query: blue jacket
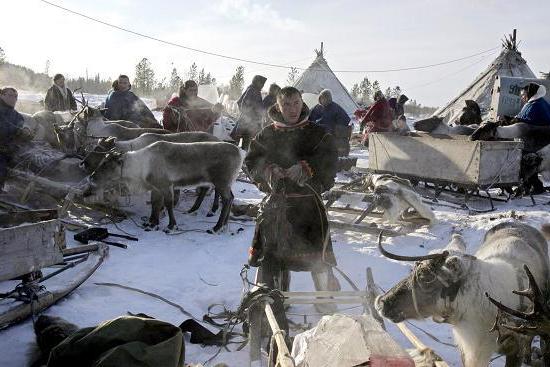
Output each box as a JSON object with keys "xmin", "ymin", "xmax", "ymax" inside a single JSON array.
[
  {"xmin": 0, "ymin": 99, "xmax": 24, "ymax": 147},
  {"xmin": 309, "ymin": 102, "xmax": 351, "ymax": 134},
  {"xmin": 104, "ymin": 90, "xmax": 156, "ymax": 125},
  {"xmin": 515, "ymin": 97, "xmax": 550, "ymax": 126}
]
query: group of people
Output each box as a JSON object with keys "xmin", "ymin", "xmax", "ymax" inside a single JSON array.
[
  {"xmin": 8, "ymin": 69, "xmax": 550, "ymax": 318},
  {"xmin": 1, "ymin": 76, "xmax": 350, "ymax": 313}
]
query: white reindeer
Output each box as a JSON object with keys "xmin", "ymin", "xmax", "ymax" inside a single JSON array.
[{"xmin": 376, "ymin": 222, "xmax": 550, "ymax": 367}]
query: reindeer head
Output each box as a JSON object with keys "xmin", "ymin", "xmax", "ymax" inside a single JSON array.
[
  {"xmin": 470, "ymin": 122, "xmax": 498, "ymax": 141},
  {"xmin": 81, "ymin": 137, "xmax": 122, "ymax": 186},
  {"xmin": 376, "ymin": 232, "xmax": 472, "ymax": 323},
  {"xmin": 78, "ymin": 105, "xmax": 100, "ymax": 122}
]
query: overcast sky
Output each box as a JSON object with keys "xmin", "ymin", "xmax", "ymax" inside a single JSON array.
[{"xmin": 2, "ymin": 0, "xmax": 550, "ymax": 106}]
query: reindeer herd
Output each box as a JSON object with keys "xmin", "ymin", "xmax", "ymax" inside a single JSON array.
[{"xmin": 21, "ymin": 103, "xmax": 243, "ymax": 233}]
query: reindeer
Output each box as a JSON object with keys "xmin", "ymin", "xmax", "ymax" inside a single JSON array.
[
  {"xmin": 470, "ymin": 122, "xmax": 550, "ymax": 153},
  {"xmin": 83, "ymin": 141, "xmax": 244, "ymax": 233},
  {"xmin": 376, "ymin": 222, "xmax": 550, "ymax": 367},
  {"xmin": 360, "ymin": 174, "xmax": 436, "ymax": 225},
  {"xmin": 54, "ymin": 106, "xmax": 168, "ymax": 153},
  {"xmin": 95, "ymin": 132, "xmax": 224, "ymax": 216}
]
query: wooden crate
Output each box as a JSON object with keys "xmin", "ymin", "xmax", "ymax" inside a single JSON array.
[
  {"xmin": 369, "ymin": 132, "xmax": 523, "ymax": 188},
  {"xmin": 0, "ymin": 220, "xmax": 64, "ymax": 281}
]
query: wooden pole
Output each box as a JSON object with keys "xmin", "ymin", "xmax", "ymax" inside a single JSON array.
[
  {"xmin": 264, "ymin": 302, "xmax": 295, "ymax": 367},
  {"xmin": 366, "ymin": 267, "xmax": 386, "ymax": 330},
  {"xmin": 395, "ymin": 322, "xmax": 449, "ymax": 367}
]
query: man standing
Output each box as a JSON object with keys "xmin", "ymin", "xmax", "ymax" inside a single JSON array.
[
  {"xmin": 309, "ymin": 89, "xmax": 351, "ymax": 156},
  {"xmin": 0, "ymin": 87, "xmax": 33, "ymax": 191},
  {"xmin": 246, "ymin": 86, "xmax": 341, "ymax": 314},
  {"xmin": 162, "ymin": 80, "xmax": 223, "ymax": 133},
  {"xmin": 236, "ymin": 75, "xmax": 266, "ymax": 150},
  {"xmin": 44, "ymin": 74, "xmax": 77, "ymax": 112},
  {"xmin": 104, "ymin": 75, "xmax": 159, "ymax": 128}
]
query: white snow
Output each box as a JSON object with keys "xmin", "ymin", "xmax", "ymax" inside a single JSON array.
[{"xmin": 1, "ymin": 147, "xmax": 550, "ymax": 367}]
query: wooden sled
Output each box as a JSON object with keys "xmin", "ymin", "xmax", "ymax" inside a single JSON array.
[
  {"xmin": 0, "ymin": 213, "xmax": 109, "ymax": 330},
  {"xmin": 0, "ymin": 242, "xmax": 108, "ymax": 330}
]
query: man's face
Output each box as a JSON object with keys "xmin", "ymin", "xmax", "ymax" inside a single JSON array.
[
  {"xmin": 0, "ymin": 90, "xmax": 18, "ymax": 108},
  {"xmin": 118, "ymin": 77, "xmax": 130, "ymax": 92},
  {"xmin": 319, "ymin": 95, "xmax": 330, "ymax": 106},
  {"xmin": 278, "ymin": 93, "xmax": 303, "ymax": 124},
  {"xmin": 184, "ymin": 85, "xmax": 198, "ymax": 98},
  {"xmin": 520, "ymin": 90, "xmax": 528, "ymax": 104},
  {"xmin": 55, "ymin": 77, "xmax": 65, "ymax": 88}
]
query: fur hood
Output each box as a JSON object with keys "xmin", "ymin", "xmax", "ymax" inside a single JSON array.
[
  {"xmin": 267, "ymin": 103, "xmax": 310, "ymax": 129},
  {"xmin": 529, "ymin": 84, "xmax": 547, "ymax": 103}
]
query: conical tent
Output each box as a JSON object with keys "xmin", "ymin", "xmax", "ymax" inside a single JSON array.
[
  {"xmin": 433, "ymin": 39, "xmax": 536, "ymax": 123},
  {"xmin": 293, "ymin": 48, "xmax": 359, "ymax": 114}
]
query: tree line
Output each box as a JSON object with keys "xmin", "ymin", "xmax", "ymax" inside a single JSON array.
[{"xmin": 0, "ymin": 45, "xmax": 437, "ymax": 115}]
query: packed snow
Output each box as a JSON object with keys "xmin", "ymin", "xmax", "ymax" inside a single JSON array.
[{"xmin": 1, "ymin": 145, "xmax": 550, "ymax": 367}]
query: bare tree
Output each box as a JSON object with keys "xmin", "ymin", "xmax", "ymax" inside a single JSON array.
[{"xmin": 287, "ymin": 67, "xmax": 299, "ymax": 85}]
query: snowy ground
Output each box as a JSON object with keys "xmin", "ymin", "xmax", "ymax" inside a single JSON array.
[{"xmin": 1, "ymin": 146, "xmax": 550, "ymax": 367}]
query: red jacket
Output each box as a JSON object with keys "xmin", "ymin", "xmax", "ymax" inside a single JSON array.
[
  {"xmin": 360, "ymin": 99, "xmax": 393, "ymax": 145},
  {"xmin": 162, "ymin": 95, "xmax": 220, "ymax": 132}
]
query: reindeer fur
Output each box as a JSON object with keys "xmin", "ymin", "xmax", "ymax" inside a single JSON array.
[{"xmin": 365, "ymin": 174, "xmax": 436, "ymax": 225}]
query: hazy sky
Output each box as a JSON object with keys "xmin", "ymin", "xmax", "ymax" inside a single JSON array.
[{"xmin": 2, "ymin": 0, "xmax": 550, "ymax": 106}]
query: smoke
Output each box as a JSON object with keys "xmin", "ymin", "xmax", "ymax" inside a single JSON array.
[{"xmin": 0, "ymin": 63, "xmax": 50, "ymax": 92}]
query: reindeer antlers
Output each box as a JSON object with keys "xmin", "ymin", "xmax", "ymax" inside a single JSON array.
[{"xmin": 486, "ymin": 265, "xmax": 550, "ymax": 336}]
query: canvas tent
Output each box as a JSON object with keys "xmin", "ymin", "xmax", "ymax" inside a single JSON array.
[
  {"xmin": 293, "ymin": 46, "xmax": 359, "ymax": 115},
  {"xmin": 433, "ymin": 32, "xmax": 536, "ymax": 124}
]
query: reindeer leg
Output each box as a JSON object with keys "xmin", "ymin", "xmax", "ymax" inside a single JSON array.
[
  {"xmin": 207, "ymin": 189, "xmax": 220, "ymax": 217},
  {"xmin": 210, "ymin": 189, "xmax": 233, "ymax": 233},
  {"xmin": 146, "ymin": 190, "xmax": 163, "ymax": 231},
  {"xmin": 162, "ymin": 187, "xmax": 177, "ymax": 232},
  {"xmin": 188, "ymin": 186, "xmax": 208, "ymax": 213}
]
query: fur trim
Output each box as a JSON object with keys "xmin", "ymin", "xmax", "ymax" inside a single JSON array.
[
  {"xmin": 268, "ymin": 103, "xmax": 310, "ymax": 129},
  {"xmin": 529, "ymin": 84, "xmax": 547, "ymax": 103}
]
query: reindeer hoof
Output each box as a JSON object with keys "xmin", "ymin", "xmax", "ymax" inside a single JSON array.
[
  {"xmin": 145, "ymin": 224, "xmax": 159, "ymax": 231},
  {"xmin": 163, "ymin": 226, "xmax": 179, "ymax": 234}
]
